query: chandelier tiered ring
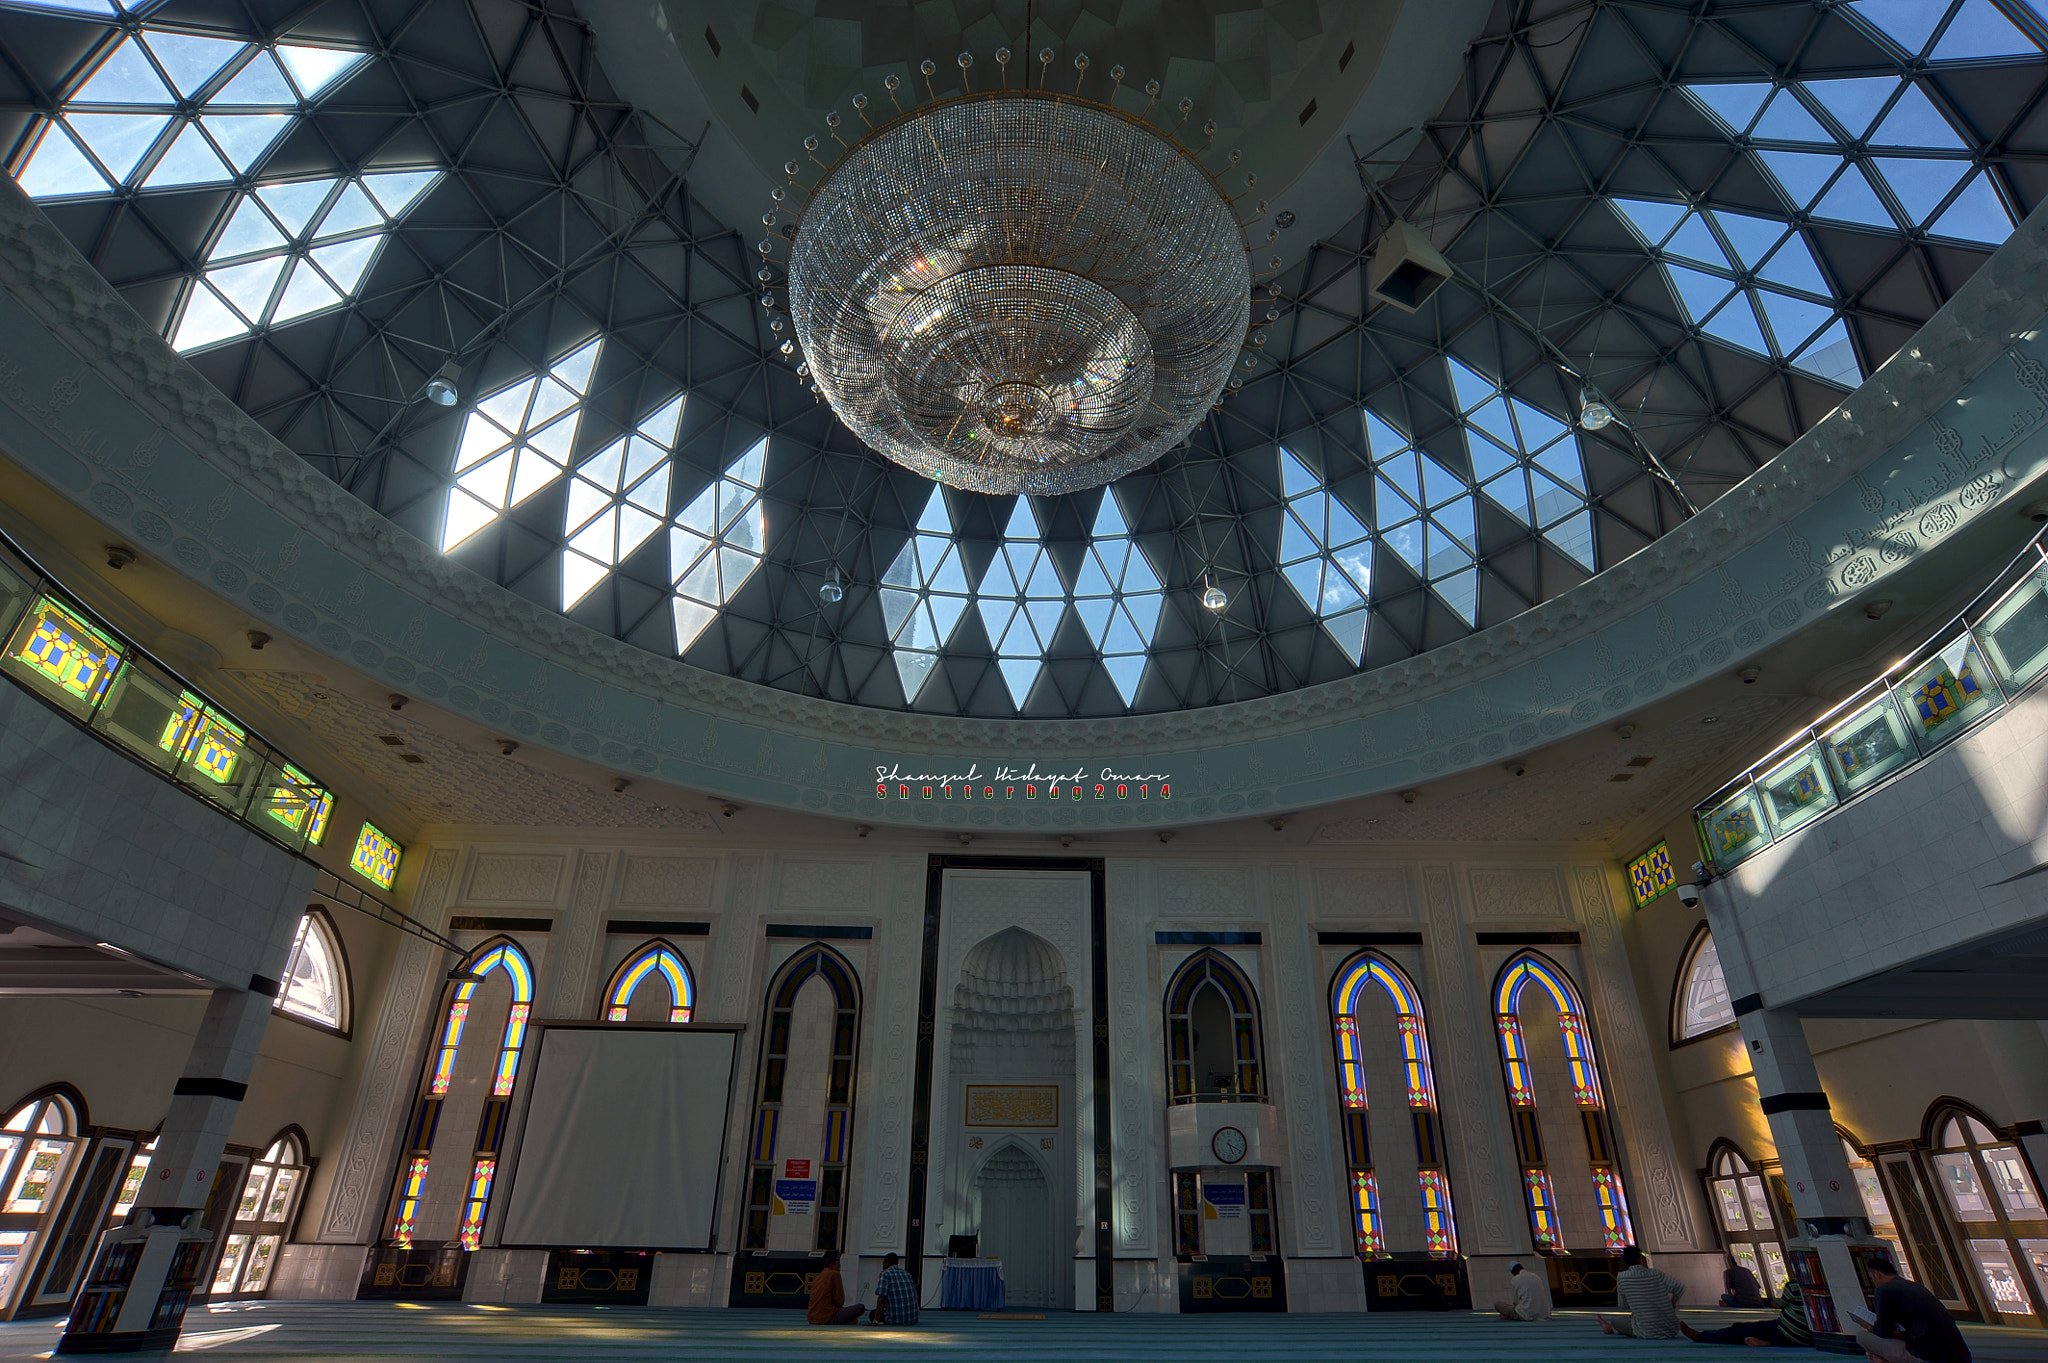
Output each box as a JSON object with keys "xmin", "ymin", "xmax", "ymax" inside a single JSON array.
[{"xmin": 781, "ymin": 84, "xmax": 1254, "ymax": 495}]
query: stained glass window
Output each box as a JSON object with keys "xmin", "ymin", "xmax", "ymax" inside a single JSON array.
[
  {"xmin": 669, "ymin": 437, "xmax": 768, "ymax": 652},
  {"xmin": 3, "ymin": 596, "xmax": 123, "ymax": 716},
  {"xmin": 1627, "ymin": 842, "xmax": 1677, "ymax": 907},
  {"xmin": 880, "ymin": 487, "xmax": 972, "ymax": 700},
  {"xmin": 349, "ymin": 822, "xmax": 400, "ymax": 890},
  {"xmin": 604, "ymin": 943, "xmax": 694, "ymax": 1023},
  {"xmin": 975, "ymin": 499, "xmax": 1066, "ymax": 708},
  {"xmin": 275, "ymin": 911, "xmax": 345, "ymax": 1032},
  {"xmin": 443, "ymin": 339, "xmax": 603, "ymax": 552},
  {"xmin": 563, "ymin": 394, "xmax": 683, "ymax": 609},
  {"xmin": 1675, "ymin": 930, "xmax": 1736, "ymax": 1042},
  {"xmin": 261, "ymin": 764, "xmax": 332, "ymax": 846},
  {"xmin": 0, "ymin": 1094, "xmax": 79, "ymax": 1312}
]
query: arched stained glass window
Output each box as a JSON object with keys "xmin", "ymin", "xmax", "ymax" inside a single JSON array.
[
  {"xmin": 388, "ymin": 938, "xmax": 535, "ymax": 1253},
  {"xmin": 880, "ymin": 485, "xmax": 972, "ymax": 700},
  {"xmin": 1672, "ymin": 927, "xmax": 1735, "ymax": 1043},
  {"xmin": 275, "ymin": 909, "xmax": 347, "ymax": 1033},
  {"xmin": 604, "ymin": 941, "xmax": 694, "ymax": 1023},
  {"xmin": 563, "ymin": 393, "xmax": 684, "ymax": 609},
  {"xmin": 1164, "ymin": 951, "xmax": 1263, "ymax": 1102},
  {"xmin": 975, "ymin": 499, "xmax": 1066, "ymax": 708},
  {"xmin": 742, "ymin": 947, "xmax": 860, "ymax": 1253},
  {"xmin": 1328, "ymin": 952, "xmax": 1457, "ymax": 1259},
  {"xmin": 1494, "ymin": 953, "xmax": 1633, "ymax": 1255},
  {"xmin": 669, "ymin": 437, "xmax": 768, "ymax": 652},
  {"xmin": 443, "ymin": 339, "xmax": 603, "ymax": 551}
]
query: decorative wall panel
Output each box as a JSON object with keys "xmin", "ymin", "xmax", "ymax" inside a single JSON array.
[
  {"xmin": 1269, "ymin": 863, "xmax": 1339, "ymax": 1252},
  {"xmin": 465, "ymin": 852, "xmax": 564, "ymax": 905},
  {"xmin": 1421, "ymin": 864, "xmax": 1520, "ymax": 1253},
  {"xmin": 617, "ymin": 856, "xmax": 716, "ymax": 908}
]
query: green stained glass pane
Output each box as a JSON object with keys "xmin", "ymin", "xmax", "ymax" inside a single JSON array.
[
  {"xmin": 1895, "ymin": 633, "xmax": 2001, "ymax": 752},
  {"xmin": 1758, "ymin": 744, "xmax": 1837, "ymax": 835},
  {"xmin": 3, "ymin": 596, "xmax": 123, "ymax": 718},
  {"xmin": 1701, "ymin": 786, "xmax": 1771, "ymax": 866}
]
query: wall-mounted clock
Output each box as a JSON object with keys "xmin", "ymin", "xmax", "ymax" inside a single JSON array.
[{"xmin": 1212, "ymin": 1125, "xmax": 1248, "ymax": 1164}]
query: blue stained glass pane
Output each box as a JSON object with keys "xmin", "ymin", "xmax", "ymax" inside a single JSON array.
[
  {"xmin": 1813, "ymin": 164, "xmax": 1896, "ymax": 229},
  {"xmin": 144, "ymin": 31, "xmax": 244, "ymax": 97},
  {"xmin": 1850, "ymin": 0, "xmax": 1946, "ymax": 55},
  {"xmin": 1664, "ymin": 262, "xmax": 1740, "ymax": 323},
  {"xmin": 1447, "ymin": 357, "xmax": 1496, "ymax": 412},
  {"xmin": 1758, "ymin": 149, "xmax": 1847, "ymax": 208},
  {"xmin": 1757, "ymin": 234, "xmax": 1831, "ymax": 296},
  {"xmin": 66, "ymin": 112, "xmax": 168, "ymax": 182},
  {"xmin": 1361, "ymin": 407, "xmax": 1407, "ymax": 458},
  {"xmin": 1279, "ymin": 448, "xmax": 1319, "ymax": 497},
  {"xmin": 1612, "ymin": 198, "xmax": 1687, "ymax": 247},
  {"xmin": 1930, "ymin": 0, "xmax": 2039, "ymax": 60},
  {"xmin": 1871, "ymin": 84, "xmax": 1968, "ymax": 150},
  {"xmin": 1755, "ymin": 288, "xmax": 1835, "ymax": 355},
  {"xmin": 1663, "ymin": 213, "xmax": 1731, "ymax": 268},
  {"xmin": 1701, "ymin": 293, "xmax": 1771, "ymax": 357},
  {"xmin": 1750, "ymin": 90, "xmax": 1832, "ymax": 144},
  {"xmin": 17, "ymin": 123, "xmax": 108, "ymax": 197},
  {"xmin": 1687, "ymin": 82, "xmax": 1772, "ymax": 134},
  {"xmin": 1711, "ymin": 211, "xmax": 1789, "ymax": 271},
  {"xmin": 1872, "ymin": 157, "xmax": 1973, "ymax": 224},
  {"xmin": 1804, "ymin": 77, "xmax": 1902, "ymax": 140},
  {"xmin": 209, "ymin": 52, "xmax": 295, "ymax": 105},
  {"xmin": 1928, "ymin": 171, "xmax": 2015, "ymax": 245},
  {"xmin": 73, "ymin": 39, "xmax": 172, "ymax": 105}
]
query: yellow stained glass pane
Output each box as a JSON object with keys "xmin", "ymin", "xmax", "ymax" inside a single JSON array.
[
  {"xmin": 6, "ymin": 597, "xmax": 122, "ymax": 712},
  {"xmin": 1627, "ymin": 841, "xmax": 1676, "ymax": 906},
  {"xmin": 351, "ymin": 822, "xmax": 401, "ymax": 889}
]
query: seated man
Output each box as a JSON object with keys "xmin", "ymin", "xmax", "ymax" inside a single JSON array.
[
  {"xmin": 1682, "ymin": 1277, "xmax": 1812, "ymax": 1347},
  {"xmin": 1493, "ymin": 1261, "xmax": 1554, "ymax": 1321},
  {"xmin": 1720, "ymin": 1254, "xmax": 1768, "ymax": 1308},
  {"xmin": 1597, "ymin": 1246, "xmax": 1686, "ymax": 1339},
  {"xmin": 1855, "ymin": 1257, "xmax": 1971, "ymax": 1363},
  {"xmin": 806, "ymin": 1251, "xmax": 865, "ymax": 1325},
  {"xmin": 867, "ymin": 1252, "xmax": 920, "ymax": 1327}
]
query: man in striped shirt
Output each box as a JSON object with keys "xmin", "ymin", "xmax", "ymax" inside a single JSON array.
[
  {"xmin": 1598, "ymin": 1246, "xmax": 1687, "ymax": 1339},
  {"xmin": 1682, "ymin": 1277, "xmax": 1814, "ymax": 1347}
]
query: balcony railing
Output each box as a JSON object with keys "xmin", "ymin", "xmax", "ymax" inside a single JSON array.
[{"xmin": 1696, "ymin": 523, "xmax": 2048, "ymax": 870}]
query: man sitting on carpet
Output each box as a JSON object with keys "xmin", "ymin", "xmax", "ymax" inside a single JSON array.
[
  {"xmin": 1680, "ymin": 1277, "xmax": 1812, "ymax": 1347},
  {"xmin": 806, "ymin": 1251, "xmax": 866, "ymax": 1325},
  {"xmin": 868, "ymin": 1252, "xmax": 921, "ymax": 1326},
  {"xmin": 1597, "ymin": 1246, "xmax": 1687, "ymax": 1339},
  {"xmin": 1493, "ymin": 1261, "xmax": 1555, "ymax": 1321}
]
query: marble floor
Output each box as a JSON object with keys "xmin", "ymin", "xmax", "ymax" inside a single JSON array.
[{"xmin": 0, "ymin": 1303, "xmax": 2040, "ymax": 1360}]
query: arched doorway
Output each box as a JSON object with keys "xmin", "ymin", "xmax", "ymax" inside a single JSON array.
[{"xmin": 975, "ymin": 1144, "xmax": 1054, "ymax": 1308}]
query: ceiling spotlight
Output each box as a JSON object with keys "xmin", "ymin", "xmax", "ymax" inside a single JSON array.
[
  {"xmin": 497, "ymin": 740, "xmax": 519, "ymax": 755},
  {"xmin": 105, "ymin": 545, "xmax": 135, "ymax": 570},
  {"xmin": 1578, "ymin": 387, "xmax": 1614, "ymax": 431},
  {"xmin": 1202, "ymin": 576, "xmax": 1228, "ymax": 611},
  {"xmin": 957, "ymin": 832, "xmax": 973, "ymax": 845},
  {"xmin": 387, "ymin": 694, "xmax": 409, "ymax": 711},
  {"xmin": 1400, "ymin": 789, "xmax": 1419, "ymax": 804},
  {"xmin": 720, "ymin": 802, "xmax": 739, "ymax": 817},
  {"xmin": 246, "ymin": 630, "xmax": 271, "ymax": 650},
  {"xmin": 1864, "ymin": 599, "xmax": 1893, "ymax": 620},
  {"xmin": 424, "ymin": 361, "xmax": 462, "ymax": 407},
  {"xmin": 612, "ymin": 778, "xmax": 631, "ymax": 793},
  {"xmin": 819, "ymin": 569, "xmax": 844, "ymax": 605},
  {"xmin": 1158, "ymin": 830, "xmax": 1176, "ymax": 843},
  {"xmin": 856, "ymin": 824, "xmax": 872, "ymax": 838}
]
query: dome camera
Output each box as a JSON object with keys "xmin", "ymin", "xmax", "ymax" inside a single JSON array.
[{"xmin": 1677, "ymin": 881, "xmax": 1701, "ymax": 908}]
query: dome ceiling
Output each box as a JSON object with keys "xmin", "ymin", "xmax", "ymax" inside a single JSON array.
[{"xmin": 2, "ymin": 0, "xmax": 2045, "ymax": 720}]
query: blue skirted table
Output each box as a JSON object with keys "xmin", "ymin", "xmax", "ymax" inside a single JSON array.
[{"xmin": 938, "ymin": 1258, "xmax": 1005, "ymax": 1311}]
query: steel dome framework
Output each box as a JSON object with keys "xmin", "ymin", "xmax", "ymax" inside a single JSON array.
[{"xmin": 2, "ymin": 0, "xmax": 2044, "ymax": 718}]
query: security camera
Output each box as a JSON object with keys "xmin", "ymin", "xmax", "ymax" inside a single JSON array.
[{"xmin": 1677, "ymin": 882, "xmax": 1702, "ymax": 908}]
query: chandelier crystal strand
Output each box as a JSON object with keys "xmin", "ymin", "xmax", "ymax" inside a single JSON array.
[{"xmin": 765, "ymin": 52, "xmax": 1259, "ymax": 495}]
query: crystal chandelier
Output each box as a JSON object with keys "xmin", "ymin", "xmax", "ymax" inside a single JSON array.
[{"xmin": 762, "ymin": 49, "xmax": 1271, "ymax": 496}]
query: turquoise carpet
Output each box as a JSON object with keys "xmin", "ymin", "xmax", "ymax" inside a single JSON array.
[{"xmin": 0, "ymin": 1302, "xmax": 2039, "ymax": 1360}]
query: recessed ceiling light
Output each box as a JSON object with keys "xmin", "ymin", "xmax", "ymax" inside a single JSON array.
[{"xmin": 1701, "ymin": 716, "xmax": 1719, "ymax": 724}]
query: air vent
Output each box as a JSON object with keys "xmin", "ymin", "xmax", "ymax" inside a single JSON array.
[
  {"xmin": 400, "ymin": 753, "xmax": 425, "ymax": 764},
  {"xmin": 377, "ymin": 734, "xmax": 404, "ymax": 746},
  {"xmin": 1298, "ymin": 98, "xmax": 1318, "ymax": 126},
  {"xmin": 1626, "ymin": 755, "xmax": 1655, "ymax": 767},
  {"xmin": 741, "ymin": 85, "xmax": 759, "ymax": 113},
  {"xmin": 1340, "ymin": 41, "xmax": 1356, "ymax": 71},
  {"xmin": 1609, "ymin": 773, "xmax": 1634, "ymax": 782},
  {"xmin": 705, "ymin": 26, "xmax": 721, "ymax": 56}
]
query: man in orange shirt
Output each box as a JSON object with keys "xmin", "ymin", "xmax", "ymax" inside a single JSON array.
[{"xmin": 807, "ymin": 1251, "xmax": 866, "ymax": 1325}]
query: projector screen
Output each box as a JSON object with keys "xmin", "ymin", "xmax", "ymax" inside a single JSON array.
[{"xmin": 499, "ymin": 1025, "xmax": 738, "ymax": 1250}]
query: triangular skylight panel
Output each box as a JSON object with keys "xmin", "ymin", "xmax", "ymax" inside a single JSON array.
[
  {"xmin": 670, "ymin": 437, "xmax": 768, "ymax": 652},
  {"xmin": 441, "ymin": 339, "xmax": 603, "ymax": 552},
  {"xmin": 563, "ymin": 395, "xmax": 683, "ymax": 608},
  {"xmin": 1687, "ymin": 82, "xmax": 1771, "ymax": 134},
  {"xmin": 880, "ymin": 487, "xmax": 974, "ymax": 701},
  {"xmin": 1277, "ymin": 447, "xmax": 1373, "ymax": 663},
  {"xmin": 1929, "ymin": 0, "xmax": 2040, "ymax": 61},
  {"xmin": 1074, "ymin": 493, "xmax": 1163, "ymax": 704},
  {"xmin": 975, "ymin": 500, "xmax": 1065, "ymax": 709}
]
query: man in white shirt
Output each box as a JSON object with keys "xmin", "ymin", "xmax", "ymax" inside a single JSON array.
[{"xmin": 1493, "ymin": 1261, "xmax": 1555, "ymax": 1321}]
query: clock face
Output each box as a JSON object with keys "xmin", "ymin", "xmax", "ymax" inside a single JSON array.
[{"xmin": 1212, "ymin": 1126, "xmax": 1248, "ymax": 1164}]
